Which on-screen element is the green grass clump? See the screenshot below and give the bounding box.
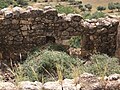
[84,54,120,77]
[82,11,106,19]
[55,5,78,14]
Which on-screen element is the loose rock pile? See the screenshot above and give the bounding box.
[0,73,119,90]
[0,6,119,62]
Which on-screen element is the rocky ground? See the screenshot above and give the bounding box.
[0,73,119,90]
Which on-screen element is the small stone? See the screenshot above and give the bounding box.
[108,74,120,81]
[18,81,43,90]
[4,11,13,19]
[21,25,28,30]
[0,82,16,90]
[44,6,53,10]
[80,73,95,78]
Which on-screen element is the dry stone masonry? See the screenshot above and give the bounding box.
[0,6,119,62]
[0,73,120,90]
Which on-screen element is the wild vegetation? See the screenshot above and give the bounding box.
[7,48,120,82]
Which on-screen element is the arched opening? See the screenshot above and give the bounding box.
[46,36,56,44]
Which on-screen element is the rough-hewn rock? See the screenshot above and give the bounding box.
[18,81,43,90]
[0,6,119,62]
[0,82,17,90]
[43,79,81,90]
[0,73,119,90]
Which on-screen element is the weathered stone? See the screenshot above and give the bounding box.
[66,14,82,22]
[18,81,43,90]
[4,19,12,25]
[13,7,23,12]
[105,80,120,90]
[108,74,120,81]
[0,6,119,62]
[43,80,81,90]
[30,9,43,18]
[0,82,16,90]
[4,11,13,19]
[44,6,53,10]
[12,19,19,24]
[21,25,28,30]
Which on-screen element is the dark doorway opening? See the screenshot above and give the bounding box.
[46,36,55,43]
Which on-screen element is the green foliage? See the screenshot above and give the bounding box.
[84,54,120,76]
[69,36,81,48]
[97,6,106,11]
[114,2,120,12]
[90,11,105,19]
[82,11,91,19]
[108,2,116,11]
[0,0,29,8]
[0,0,16,9]
[16,0,28,6]
[55,5,78,14]
[82,11,105,19]
[11,50,120,82]
[22,50,81,82]
[47,43,68,52]
[85,4,92,11]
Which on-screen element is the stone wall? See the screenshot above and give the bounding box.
[0,7,119,62]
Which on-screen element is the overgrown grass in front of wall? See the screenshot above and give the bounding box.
[84,54,120,77]
[8,48,120,83]
[20,50,82,82]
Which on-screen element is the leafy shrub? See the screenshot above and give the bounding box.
[22,50,81,82]
[69,36,81,48]
[85,4,92,11]
[114,2,120,12]
[55,5,78,14]
[97,6,106,11]
[108,2,116,12]
[78,4,83,9]
[69,1,82,5]
[68,0,75,3]
[33,0,37,2]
